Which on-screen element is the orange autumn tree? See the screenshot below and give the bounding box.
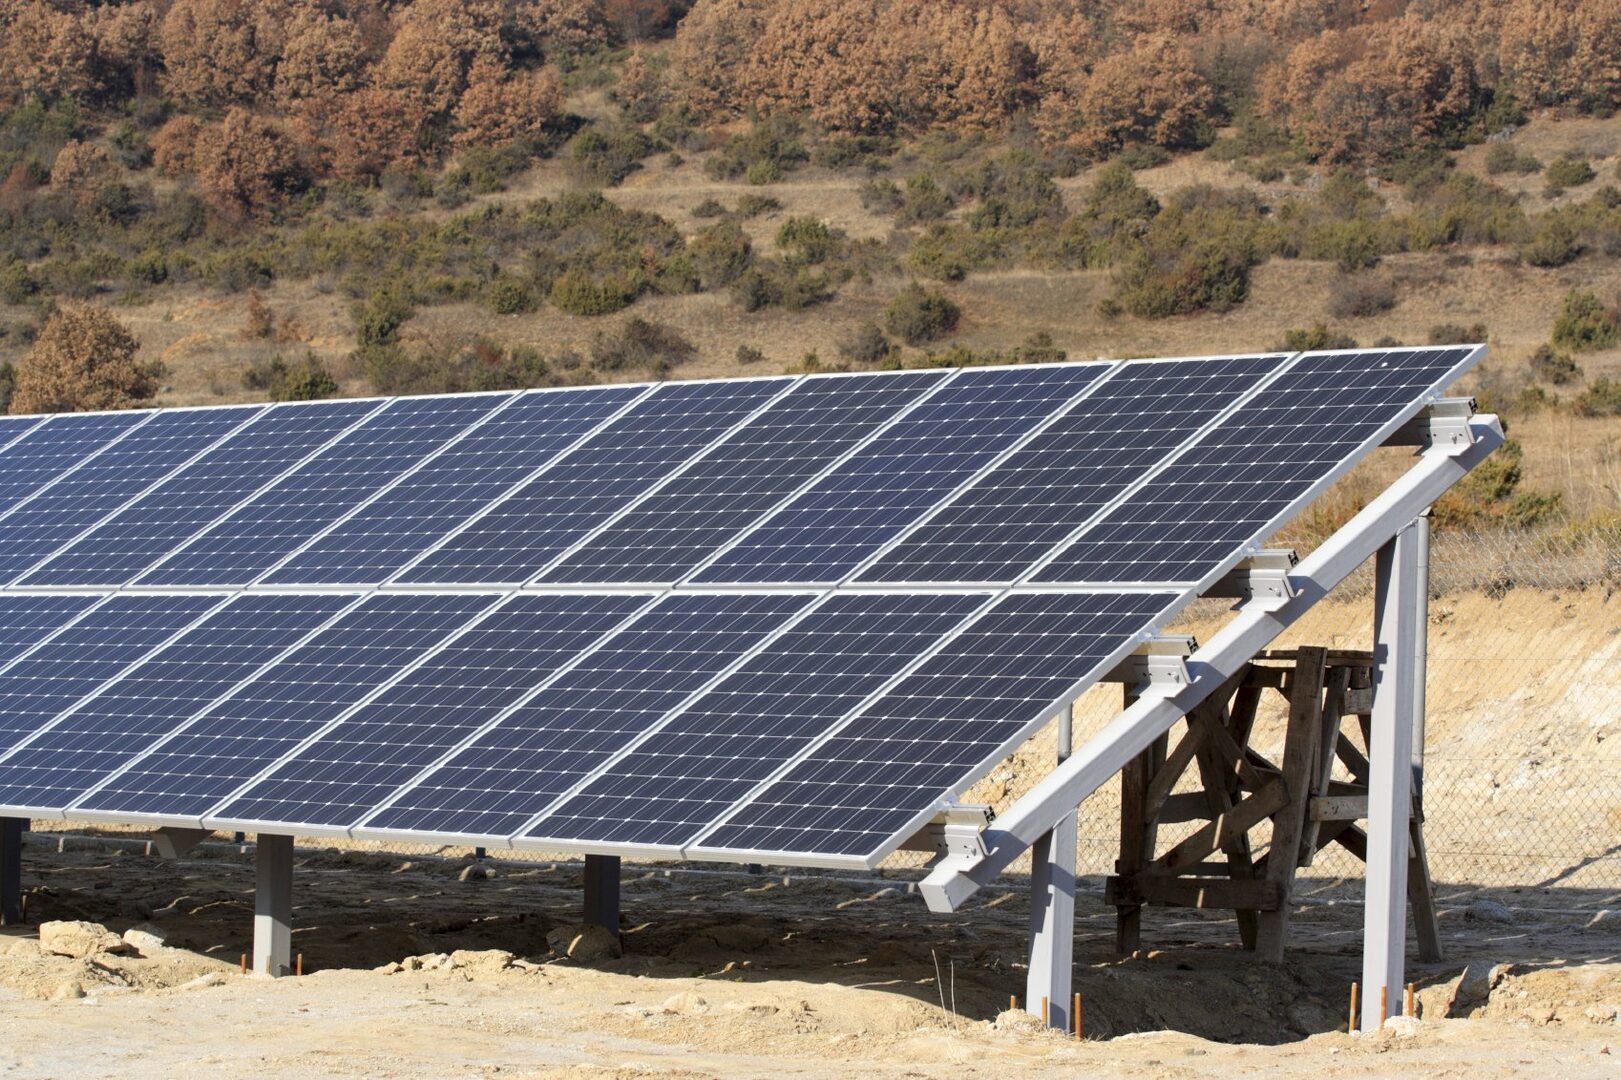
[11,306,162,414]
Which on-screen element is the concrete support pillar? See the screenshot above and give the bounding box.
[1,817,23,926]
[583,854,619,934]
[254,834,294,978]
[1363,520,1422,1028]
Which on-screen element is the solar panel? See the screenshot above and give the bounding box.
[0,594,225,760]
[0,405,264,584]
[534,372,951,585]
[690,364,1112,584]
[0,411,148,518]
[20,399,383,587]
[398,377,793,585]
[855,355,1287,584]
[692,591,1178,861]
[1032,348,1478,584]
[264,384,650,586]
[525,591,991,850]
[363,592,817,838]
[136,394,510,587]
[0,594,356,812]
[0,345,1486,870]
[79,593,505,820]
[213,593,654,829]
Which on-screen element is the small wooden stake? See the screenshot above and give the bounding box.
[1041,995,1049,1026]
[1348,982,1359,1031]
[1379,985,1388,1025]
[1405,982,1415,1017]
[1009,994,1017,1012]
[1073,993,1082,1040]
[239,953,247,975]
[296,953,304,977]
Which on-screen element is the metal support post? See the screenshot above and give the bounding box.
[1411,511,1431,800]
[1363,520,1421,1028]
[1026,711,1076,1030]
[1,817,23,926]
[583,854,620,934]
[254,834,294,977]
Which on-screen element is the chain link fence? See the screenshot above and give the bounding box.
[43,527,1621,895]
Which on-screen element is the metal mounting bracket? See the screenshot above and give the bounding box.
[1102,635,1196,689]
[1385,398,1477,449]
[899,803,994,860]
[1203,549,1298,603]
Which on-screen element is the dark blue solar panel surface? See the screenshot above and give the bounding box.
[0,412,146,517]
[81,593,503,819]
[215,593,651,828]
[0,594,222,761]
[540,372,949,585]
[1035,347,1476,584]
[0,594,354,811]
[531,592,989,848]
[693,365,1111,584]
[697,591,1177,859]
[367,592,815,837]
[266,385,650,586]
[0,595,103,666]
[0,406,263,584]
[22,400,381,587]
[399,378,791,585]
[856,356,1287,584]
[137,394,509,587]
[0,416,46,457]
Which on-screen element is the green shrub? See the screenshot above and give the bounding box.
[1327,275,1396,319]
[704,117,807,183]
[735,344,766,365]
[1115,238,1252,318]
[1428,322,1489,345]
[245,351,339,401]
[1527,344,1582,385]
[548,269,635,316]
[744,159,782,185]
[353,288,413,349]
[568,126,657,187]
[883,283,960,345]
[485,274,537,315]
[734,194,782,218]
[1551,290,1620,352]
[690,221,753,288]
[837,322,893,365]
[1545,155,1597,195]
[1521,215,1582,267]
[1484,142,1540,176]
[590,318,696,376]
[1279,324,1358,351]
[0,261,39,304]
[775,217,837,265]
[691,198,726,218]
[900,175,954,223]
[1575,377,1621,416]
[859,178,903,215]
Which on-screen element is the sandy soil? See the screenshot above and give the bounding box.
[0,835,1618,1080]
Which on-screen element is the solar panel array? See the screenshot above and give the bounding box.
[0,346,1482,868]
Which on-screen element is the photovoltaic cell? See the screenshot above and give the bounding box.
[80,593,504,820]
[21,399,381,587]
[856,356,1287,584]
[214,593,651,829]
[0,595,104,666]
[0,594,223,761]
[540,372,949,585]
[693,364,1111,584]
[137,394,509,586]
[0,406,264,584]
[265,384,650,586]
[399,378,791,585]
[1034,347,1476,584]
[529,592,989,849]
[0,416,46,457]
[697,591,1177,860]
[0,411,147,518]
[0,594,355,812]
[366,592,815,837]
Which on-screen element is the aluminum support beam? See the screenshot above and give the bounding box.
[919,415,1503,914]
[0,817,22,925]
[254,833,293,977]
[1412,511,1431,798]
[1362,520,1422,1028]
[583,854,620,934]
[1026,711,1076,1028]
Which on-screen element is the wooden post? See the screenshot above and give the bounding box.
[1256,647,1327,962]
[1073,992,1082,1040]
[1348,982,1359,1031]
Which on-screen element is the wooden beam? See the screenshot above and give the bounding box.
[1310,795,1369,821]
[1152,779,1289,874]
[1256,647,1327,962]
[1106,875,1284,911]
[1301,664,1351,866]
[1143,721,1204,820]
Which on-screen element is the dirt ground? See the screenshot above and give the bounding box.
[0,832,1616,1079]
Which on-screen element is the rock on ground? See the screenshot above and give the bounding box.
[38,921,128,959]
[546,924,621,962]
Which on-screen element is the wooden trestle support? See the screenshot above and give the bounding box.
[1105,646,1441,965]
